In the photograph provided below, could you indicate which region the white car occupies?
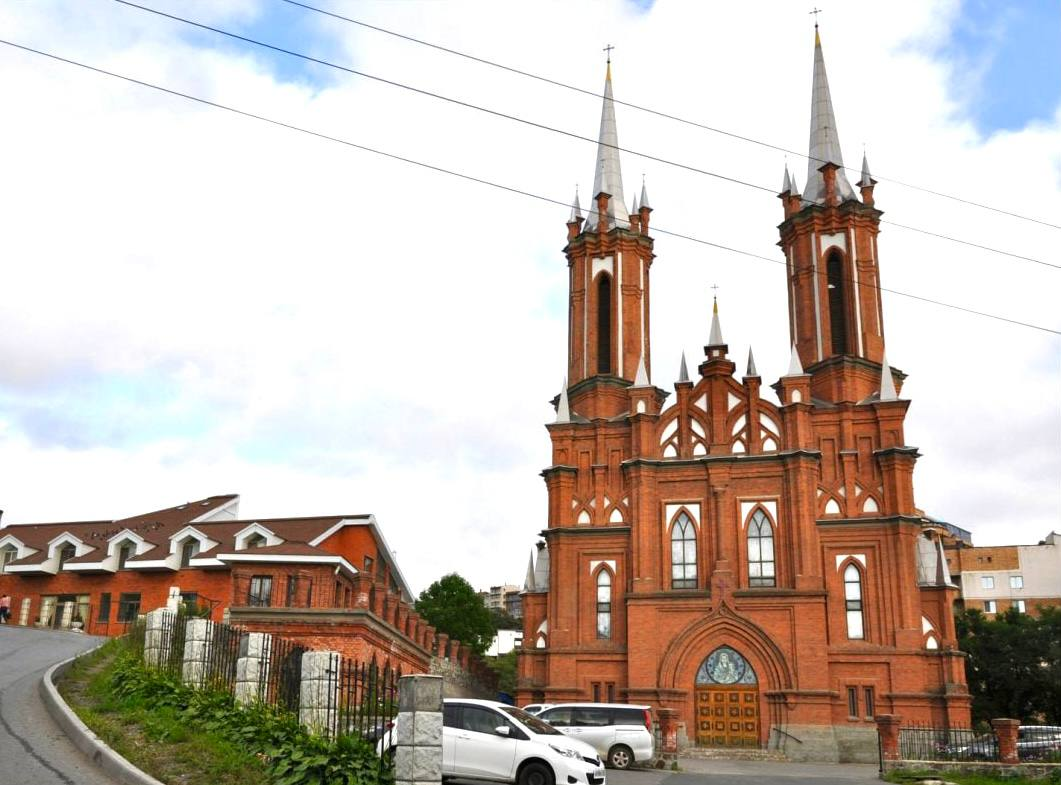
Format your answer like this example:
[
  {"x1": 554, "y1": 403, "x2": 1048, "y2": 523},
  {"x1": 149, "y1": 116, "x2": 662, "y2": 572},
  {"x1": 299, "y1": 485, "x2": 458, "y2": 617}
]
[
  {"x1": 382, "y1": 699, "x2": 605, "y2": 785},
  {"x1": 521, "y1": 704, "x2": 555, "y2": 716},
  {"x1": 536, "y1": 704, "x2": 654, "y2": 769}
]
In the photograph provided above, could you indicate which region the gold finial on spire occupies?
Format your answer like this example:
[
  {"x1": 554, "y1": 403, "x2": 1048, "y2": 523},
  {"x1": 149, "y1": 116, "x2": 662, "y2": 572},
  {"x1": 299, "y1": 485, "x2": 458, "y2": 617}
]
[
  {"x1": 711, "y1": 283, "x2": 720, "y2": 314},
  {"x1": 810, "y1": 7, "x2": 822, "y2": 44},
  {"x1": 603, "y1": 43, "x2": 614, "y2": 80}
]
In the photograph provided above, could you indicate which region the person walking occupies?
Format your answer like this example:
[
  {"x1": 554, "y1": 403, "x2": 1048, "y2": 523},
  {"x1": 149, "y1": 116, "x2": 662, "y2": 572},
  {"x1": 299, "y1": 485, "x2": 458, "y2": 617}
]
[{"x1": 0, "y1": 594, "x2": 11, "y2": 624}]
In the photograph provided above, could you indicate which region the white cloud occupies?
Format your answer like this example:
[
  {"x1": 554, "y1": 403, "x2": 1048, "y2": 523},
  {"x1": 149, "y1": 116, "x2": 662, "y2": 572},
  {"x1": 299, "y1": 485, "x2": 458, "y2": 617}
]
[{"x1": 0, "y1": 0, "x2": 1057, "y2": 594}]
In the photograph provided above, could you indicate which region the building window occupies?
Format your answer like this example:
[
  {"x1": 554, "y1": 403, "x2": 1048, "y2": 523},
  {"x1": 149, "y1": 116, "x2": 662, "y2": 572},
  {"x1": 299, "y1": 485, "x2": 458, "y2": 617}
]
[
  {"x1": 596, "y1": 274, "x2": 612, "y2": 375},
  {"x1": 747, "y1": 510, "x2": 776, "y2": 587},
  {"x1": 364, "y1": 555, "x2": 374, "y2": 573},
  {"x1": 864, "y1": 687, "x2": 875, "y2": 719},
  {"x1": 285, "y1": 576, "x2": 297, "y2": 607},
  {"x1": 844, "y1": 563, "x2": 865, "y2": 640},
  {"x1": 607, "y1": 683, "x2": 615, "y2": 703},
  {"x1": 180, "y1": 539, "x2": 199, "y2": 568},
  {"x1": 846, "y1": 687, "x2": 858, "y2": 718},
  {"x1": 248, "y1": 576, "x2": 273, "y2": 607},
  {"x1": 117, "y1": 593, "x2": 141, "y2": 622},
  {"x1": 592, "y1": 683, "x2": 601, "y2": 702},
  {"x1": 1010, "y1": 575, "x2": 1023, "y2": 589},
  {"x1": 981, "y1": 576, "x2": 994, "y2": 589},
  {"x1": 826, "y1": 250, "x2": 848, "y2": 355},
  {"x1": 180, "y1": 592, "x2": 198, "y2": 612},
  {"x1": 245, "y1": 533, "x2": 267, "y2": 549},
  {"x1": 671, "y1": 513, "x2": 697, "y2": 589},
  {"x1": 596, "y1": 570, "x2": 612, "y2": 639},
  {"x1": 98, "y1": 592, "x2": 111, "y2": 622},
  {"x1": 1, "y1": 545, "x2": 17, "y2": 573},
  {"x1": 984, "y1": 600, "x2": 996, "y2": 613},
  {"x1": 1015, "y1": 600, "x2": 1026, "y2": 613},
  {"x1": 58, "y1": 543, "x2": 76, "y2": 568},
  {"x1": 117, "y1": 541, "x2": 134, "y2": 570}
]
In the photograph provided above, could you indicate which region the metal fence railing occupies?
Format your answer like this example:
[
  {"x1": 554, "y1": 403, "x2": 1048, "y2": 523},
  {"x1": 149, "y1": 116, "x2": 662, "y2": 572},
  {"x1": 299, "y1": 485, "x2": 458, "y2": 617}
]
[
  {"x1": 334, "y1": 656, "x2": 401, "y2": 745},
  {"x1": 900, "y1": 723, "x2": 999, "y2": 762},
  {"x1": 1016, "y1": 725, "x2": 1061, "y2": 762}
]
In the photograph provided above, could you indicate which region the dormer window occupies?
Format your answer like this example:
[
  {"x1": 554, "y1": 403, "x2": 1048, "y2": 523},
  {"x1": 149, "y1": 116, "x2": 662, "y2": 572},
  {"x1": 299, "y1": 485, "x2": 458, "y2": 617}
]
[
  {"x1": 180, "y1": 539, "x2": 200, "y2": 568},
  {"x1": 117, "y1": 541, "x2": 135, "y2": 570},
  {"x1": 245, "y1": 533, "x2": 267, "y2": 549},
  {"x1": 1, "y1": 545, "x2": 16, "y2": 573},
  {"x1": 58, "y1": 543, "x2": 76, "y2": 568}
]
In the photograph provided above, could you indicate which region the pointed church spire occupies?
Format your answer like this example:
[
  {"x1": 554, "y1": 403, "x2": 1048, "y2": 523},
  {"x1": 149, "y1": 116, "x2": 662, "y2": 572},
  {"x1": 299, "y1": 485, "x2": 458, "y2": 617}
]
[
  {"x1": 631, "y1": 191, "x2": 640, "y2": 214},
  {"x1": 790, "y1": 169, "x2": 800, "y2": 196},
  {"x1": 785, "y1": 343, "x2": 805, "y2": 376},
  {"x1": 556, "y1": 378, "x2": 571, "y2": 423},
  {"x1": 804, "y1": 27, "x2": 856, "y2": 205},
  {"x1": 633, "y1": 354, "x2": 650, "y2": 387},
  {"x1": 746, "y1": 346, "x2": 759, "y2": 377},
  {"x1": 879, "y1": 354, "x2": 898, "y2": 401},
  {"x1": 678, "y1": 351, "x2": 690, "y2": 383},
  {"x1": 782, "y1": 164, "x2": 792, "y2": 194},
  {"x1": 585, "y1": 58, "x2": 629, "y2": 231},
  {"x1": 859, "y1": 151, "x2": 874, "y2": 187},
  {"x1": 568, "y1": 187, "x2": 583, "y2": 223},
  {"x1": 639, "y1": 178, "x2": 651, "y2": 210},
  {"x1": 708, "y1": 297, "x2": 724, "y2": 346},
  {"x1": 524, "y1": 550, "x2": 537, "y2": 591}
]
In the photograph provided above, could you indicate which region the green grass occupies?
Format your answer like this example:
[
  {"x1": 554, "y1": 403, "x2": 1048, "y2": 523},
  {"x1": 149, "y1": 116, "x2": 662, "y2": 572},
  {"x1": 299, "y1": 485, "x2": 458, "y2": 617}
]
[
  {"x1": 885, "y1": 768, "x2": 1061, "y2": 785},
  {"x1": 59, "y1": 641, "x2": 270, "y2": 785}
]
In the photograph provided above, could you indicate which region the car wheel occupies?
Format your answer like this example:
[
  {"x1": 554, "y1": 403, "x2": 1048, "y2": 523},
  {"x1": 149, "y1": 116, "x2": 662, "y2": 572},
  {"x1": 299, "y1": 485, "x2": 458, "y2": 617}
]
[
  {"x1": 608, "y1": 745, "x2": 633, "y2": 770},
  {"x1": 518, "y1": 761, "x2": 555, "y2": 785}
]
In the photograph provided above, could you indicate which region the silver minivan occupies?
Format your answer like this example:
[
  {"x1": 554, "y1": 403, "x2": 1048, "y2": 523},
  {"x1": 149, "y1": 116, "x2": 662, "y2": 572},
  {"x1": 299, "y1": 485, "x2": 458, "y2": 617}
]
[{"x1": 537, "y1": 704, "x2": 654, "y2": 769}]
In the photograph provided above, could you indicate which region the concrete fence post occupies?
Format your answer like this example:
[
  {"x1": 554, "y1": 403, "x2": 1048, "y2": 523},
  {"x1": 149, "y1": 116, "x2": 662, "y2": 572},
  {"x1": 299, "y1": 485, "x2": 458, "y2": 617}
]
[
  {"x1": 875, "y1": 714, "x2": 903, "y2": 767},
  {"x1": 395, "y1": 674, "x2": 443, "y2": 785},
  {"x1": 991, "y1": 718, "x2": 1020, "y2": 765},
  {"x1": 234, "y1": 632, "x2": 274, "y2": 705},
  {"x1": 143, "y1": 609, "x2": 169, "y2": 668},
  {"x1": 18, "y1": 597, "x2": 31, "y2": 626},
  {"x1": 182, "y1": 618, "x2": 214, "y2": 687},
  {"x1": 166, "y1": 586, "x2": 182, "y2": 613},
  {"x1": 299, "y1": 650, "x2": 340, "y2": 737}
]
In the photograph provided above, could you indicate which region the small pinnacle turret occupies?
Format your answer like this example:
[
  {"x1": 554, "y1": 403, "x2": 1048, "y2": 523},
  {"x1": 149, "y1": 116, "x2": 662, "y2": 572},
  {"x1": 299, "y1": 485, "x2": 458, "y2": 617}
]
[
  {"x1": 639, "y1": 180, "x2": 651, "y2": 210},
  {"x1": 879, "y1": 354, "x2": 898, "y2": 401},
  {"x1": 708, "y1": 297, "x2": 725, "y2": 347},
  {"x1": 678, "y1": 351, "x2": 690, "y2": 383},
  {"x1": 569, "y1": 188, "x2": 583, "y2": 223},
  {"x1": 556, "y1": 378, "x2": 571, "y2": 423},
  {"x1": 746, "y1": 347, "x2": 759, "y2": 377},
  {"x1": 786, "y1": 343, "x2": 805, "y2": 376},
  {"x1": 859, "y1": 151, "x2": 874, "y2": 187},
  {"x1": 523, "y1": 550, "x2": 536, "y2": 591},
  {"x1": 782, "y1": 164, "x2": 792, "y2": 194},
  {"x1": 633, "y1": 354, "x2": 650, "y2": 387}
]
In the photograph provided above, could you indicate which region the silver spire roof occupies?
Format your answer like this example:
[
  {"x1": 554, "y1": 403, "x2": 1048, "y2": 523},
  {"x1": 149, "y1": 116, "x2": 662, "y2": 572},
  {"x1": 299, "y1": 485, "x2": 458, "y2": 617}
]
[
  {"x1": 880, "y1": 354, "x2": 898, "y2": 401},
  {"x1": 782, "y1": 164, "x2": 792, "y2": 194},
  {"x1": 804, "y1": 29, "x2": 856, "y2": 205},
  {"x1": 746, "y1": 346, "x2": 759, "y2": 377},
  {"x1": 790, "y1": 170, "x2": 800, "y2": 196},
  {"x1": 568, "y1": 188, "x2": 583, "y2": 223},
  {"x1": 633, "y1": 354, "x2": 650, "y2": 387},
  {"x1": 631, "y1": 191, "x2": 640, "y2": 214},
  {"x1": 639, "y1": 180, "x2": 651, "y2": 209},
  {"x1": 584, "y1": 62, "x2": 629, "y2": 231},
  {"x1": 708, "y1": 297, "x2": 725, "y2": 346},
  {"x1": 859, "y1": 151, "x2": 874, "y2": 187},
  {"x1": 786, "y1": 343, "x2": 805, "y2": 376},
  {"x1": 523, "y1": 550, "x2": 536, "y2": 591},
  {"x1": 556, "y1": 378, "x2": 571, "y2": 423},
  {"x1": 678, "y1": 350, "x2": 690, "y2": 383}
]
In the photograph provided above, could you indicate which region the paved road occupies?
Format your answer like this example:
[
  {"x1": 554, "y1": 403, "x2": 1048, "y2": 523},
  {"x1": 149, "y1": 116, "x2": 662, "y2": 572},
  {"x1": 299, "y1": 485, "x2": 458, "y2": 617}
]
[
  {"x1": 611, "y1": 759, "x2": 880, "y2": 785},
  {"x1": 0, "y1": 625, "x2": 120, "y2": 785}
]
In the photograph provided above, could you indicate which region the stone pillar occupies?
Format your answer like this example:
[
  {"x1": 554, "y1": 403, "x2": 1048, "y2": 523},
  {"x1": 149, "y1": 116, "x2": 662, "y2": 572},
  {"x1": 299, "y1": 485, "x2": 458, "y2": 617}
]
[
  {"x1": 144, "y1": 609, "x2": 169, "y2": 668},
  {"x1": 59, "y1": 601, "x2": 75, "y2": 630},
  {"x1": 992, "y1": 718, "x2": 1020, "y2": 765},
  {"x1": 657, "y1": 708, "x2": 679, "y2": 763},
  {"x1": 299, "y1": 650, "x2": 340, "y2": 737},
  {"x1": 875, "y1": 714, "x2": 902, "y2": 766},
  {"x1": 395, "y1": 674, "x2": 443, "y2": 785},
  {"x1": 235, "y1": 632, "x2": 273, "y2": 705},
  {"x1": 18, "y1": 597, "x2": 31, "y2": 626},
  {"x1": 182, "y1": 618, "x2": 214, "y2": 687}
]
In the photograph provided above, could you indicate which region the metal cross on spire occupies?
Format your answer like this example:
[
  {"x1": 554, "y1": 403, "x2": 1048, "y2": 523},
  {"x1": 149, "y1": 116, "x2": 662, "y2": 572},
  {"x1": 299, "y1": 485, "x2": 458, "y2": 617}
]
[
  {"x1": 809, "y1": 7, "x2": 823, "y2": 28},
  {"x1": 603, "y1": 44, "x2": 614, "y2": 63}
]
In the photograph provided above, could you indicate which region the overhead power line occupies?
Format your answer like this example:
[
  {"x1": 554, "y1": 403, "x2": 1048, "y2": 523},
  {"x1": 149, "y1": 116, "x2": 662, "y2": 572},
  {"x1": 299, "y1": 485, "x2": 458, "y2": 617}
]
[
  {"x1": 277, "y1": 0, "x2": 1061, "y2": 234},
  {"x1": 2, "y1": 38, "x2": 1058, "y2": 337},
  {"x1": 110, "y1": 0, "x2": 1061, "y2": 273}
]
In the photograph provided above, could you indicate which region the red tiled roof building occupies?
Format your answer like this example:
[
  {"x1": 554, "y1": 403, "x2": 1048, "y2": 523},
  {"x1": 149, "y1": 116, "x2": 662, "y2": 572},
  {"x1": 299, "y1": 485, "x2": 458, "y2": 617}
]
[{"x1": 517, "y1": 34, "x2": 970, "y2": 761}]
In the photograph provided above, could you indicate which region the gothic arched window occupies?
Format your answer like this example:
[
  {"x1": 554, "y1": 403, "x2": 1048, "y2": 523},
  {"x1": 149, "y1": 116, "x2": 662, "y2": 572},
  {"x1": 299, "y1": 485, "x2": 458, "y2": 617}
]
[
  {"x1": 671, "y1": 513, "x2": 697, "y2": 589},
  {"x1": 596, "y1": 569, "x2": 612, "y2": 639},
  {"x1": 747, "y1": 510, "x2": 775, "y2": 587},
  {"x1": 844, "y1": 563, "x2": 865, "y2": 639},
  {"x1": 596, "y1": 274, "x2": 612, "y2": 374},
  {"x1": 826, "y1": 250, "x2": 848, "y2": 355}
]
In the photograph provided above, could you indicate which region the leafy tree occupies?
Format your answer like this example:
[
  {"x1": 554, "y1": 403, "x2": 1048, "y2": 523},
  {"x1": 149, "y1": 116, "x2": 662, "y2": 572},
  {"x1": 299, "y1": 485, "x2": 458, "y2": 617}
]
[
  {"x1": 486, "y1": 650, "x2": 518, "y2": 695},
  {"x1": 956, "y1": 606, "x2": 1061, "y2": 724},
  {"x1": 490, "y1": 608, "x2": 523, "y2": 631},
  {"x1": 415, "y1": 573, "x2": 495, "y2": 656}
]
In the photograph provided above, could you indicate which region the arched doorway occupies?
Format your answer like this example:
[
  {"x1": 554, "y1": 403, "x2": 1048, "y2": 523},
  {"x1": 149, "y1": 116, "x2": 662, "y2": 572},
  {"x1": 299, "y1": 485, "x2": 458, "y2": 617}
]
[{"x1": 694, "y1": 646, "x2": 759, "y2": 748}]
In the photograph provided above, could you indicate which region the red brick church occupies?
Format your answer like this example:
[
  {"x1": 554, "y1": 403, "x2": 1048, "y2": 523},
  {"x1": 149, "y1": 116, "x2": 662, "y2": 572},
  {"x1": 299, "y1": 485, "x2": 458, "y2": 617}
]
[{"x1": 517, "y1": 31, "x2": 970, "y2": 762}]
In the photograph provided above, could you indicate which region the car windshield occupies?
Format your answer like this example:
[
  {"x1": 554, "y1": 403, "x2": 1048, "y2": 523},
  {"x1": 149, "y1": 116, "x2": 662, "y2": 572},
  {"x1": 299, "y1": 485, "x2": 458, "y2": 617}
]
[{"x1": 500, "y1": 706, "x2": 561, "y2": 735}]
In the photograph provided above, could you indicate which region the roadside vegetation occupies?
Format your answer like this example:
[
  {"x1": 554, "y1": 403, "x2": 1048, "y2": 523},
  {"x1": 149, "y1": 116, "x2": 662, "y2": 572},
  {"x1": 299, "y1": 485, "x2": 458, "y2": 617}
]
[
  {"x1": 59, "y1": 639, "x2": 388, "y2": 785},
  {"x1": 886, "y1": 768, "x2": 1061, "y2": 785}
]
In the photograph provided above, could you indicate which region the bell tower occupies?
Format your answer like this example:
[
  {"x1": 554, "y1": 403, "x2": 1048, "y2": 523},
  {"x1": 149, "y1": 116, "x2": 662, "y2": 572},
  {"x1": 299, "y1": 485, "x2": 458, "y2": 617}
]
[
  {"x1": 778, "y1": 28, "x2": 898, "y2": 404},
  {"x1": 563, "y1": 59, "x2": 659, "y2": 419}
]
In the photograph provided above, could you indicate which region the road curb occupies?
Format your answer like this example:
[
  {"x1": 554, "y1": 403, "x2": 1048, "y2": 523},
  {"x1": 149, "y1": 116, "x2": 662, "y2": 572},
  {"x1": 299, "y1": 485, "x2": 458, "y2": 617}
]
[{"x1": 40, "y1": 649, "x2": 167, "y2": 785}]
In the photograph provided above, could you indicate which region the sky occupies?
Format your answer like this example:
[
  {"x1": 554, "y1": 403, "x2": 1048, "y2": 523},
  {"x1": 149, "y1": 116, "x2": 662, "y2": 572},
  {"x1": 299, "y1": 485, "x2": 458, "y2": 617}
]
[{"x1": 0, "y1": 0, "x2": 1057, "y2": 595}]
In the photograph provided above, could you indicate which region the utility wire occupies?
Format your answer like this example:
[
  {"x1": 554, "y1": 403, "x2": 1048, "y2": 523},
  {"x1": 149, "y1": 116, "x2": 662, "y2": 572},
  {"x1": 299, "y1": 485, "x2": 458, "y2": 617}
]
[
  {"x1": 111, "y1": 0, "x2": 1061, "y2": 272},
  {"x1": 277, "y1": 0, "x2": 1061, "y2": 234},
  {"x1": 2, "y1": 37, "x2": 1058, "y2": 337}
]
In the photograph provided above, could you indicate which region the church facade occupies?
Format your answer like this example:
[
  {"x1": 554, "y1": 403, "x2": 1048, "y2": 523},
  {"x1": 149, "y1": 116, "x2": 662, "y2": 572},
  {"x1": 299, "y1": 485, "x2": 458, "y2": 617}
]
[{"x1": 517, "y1": 32, "x2": 971, "y2": 762}]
